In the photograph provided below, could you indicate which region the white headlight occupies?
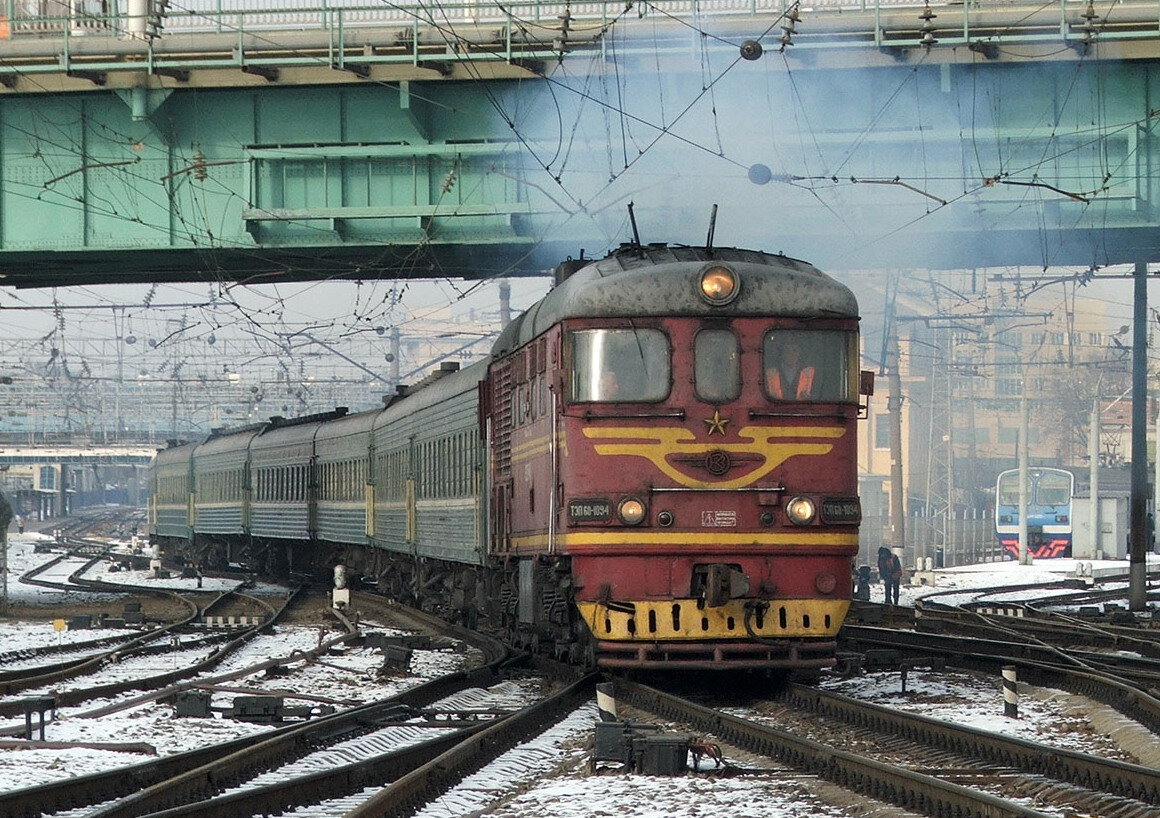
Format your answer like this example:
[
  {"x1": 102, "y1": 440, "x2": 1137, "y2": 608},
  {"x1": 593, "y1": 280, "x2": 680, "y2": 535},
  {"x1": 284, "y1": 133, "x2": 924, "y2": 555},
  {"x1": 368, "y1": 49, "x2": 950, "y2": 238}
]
[
  {"x1": 699, "y1": 265, "x2": 740, "y2": 305},
  {"x1": 618, "y1": 498, "x2": 646, "y2": 525},
  {"x1": 785, "y1": 496, "x2": 816, "y2": 525}
]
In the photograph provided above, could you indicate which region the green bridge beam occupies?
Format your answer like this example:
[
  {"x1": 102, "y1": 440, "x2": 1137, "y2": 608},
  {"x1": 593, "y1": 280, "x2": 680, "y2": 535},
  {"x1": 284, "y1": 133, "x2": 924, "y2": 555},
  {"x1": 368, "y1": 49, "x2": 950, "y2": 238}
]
[{"x1": 0, "y1": 1, "x2": 1157, "y2": 285}]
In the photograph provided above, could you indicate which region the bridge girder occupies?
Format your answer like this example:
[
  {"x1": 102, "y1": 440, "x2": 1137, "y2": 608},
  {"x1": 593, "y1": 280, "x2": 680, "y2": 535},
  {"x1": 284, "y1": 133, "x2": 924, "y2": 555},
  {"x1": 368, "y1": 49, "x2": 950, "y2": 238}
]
[{"x1": 0, "y1": 4, "x2": 1158, "y2": 285}]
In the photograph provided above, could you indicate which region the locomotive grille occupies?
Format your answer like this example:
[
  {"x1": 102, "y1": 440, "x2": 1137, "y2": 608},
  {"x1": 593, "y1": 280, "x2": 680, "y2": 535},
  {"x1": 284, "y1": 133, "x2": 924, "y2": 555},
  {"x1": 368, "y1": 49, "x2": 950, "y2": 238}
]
[{"x1": 492, "y1": 361, "x2": 513, "y2": 479}]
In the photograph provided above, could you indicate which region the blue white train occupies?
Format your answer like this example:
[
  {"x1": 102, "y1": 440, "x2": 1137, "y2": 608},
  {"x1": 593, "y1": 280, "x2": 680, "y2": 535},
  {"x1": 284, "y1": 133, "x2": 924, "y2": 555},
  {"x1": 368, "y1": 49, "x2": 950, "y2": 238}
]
[{"x1": 994, "y1": 467, "x2": 1074, "y2": 558}]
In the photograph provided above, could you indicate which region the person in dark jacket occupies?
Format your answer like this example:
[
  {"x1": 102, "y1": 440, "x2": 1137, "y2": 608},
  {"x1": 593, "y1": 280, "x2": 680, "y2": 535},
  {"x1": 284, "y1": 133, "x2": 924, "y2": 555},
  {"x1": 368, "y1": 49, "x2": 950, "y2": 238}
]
[{"x1": 878, "y1": 546, "x2": 902, "y2": 605}]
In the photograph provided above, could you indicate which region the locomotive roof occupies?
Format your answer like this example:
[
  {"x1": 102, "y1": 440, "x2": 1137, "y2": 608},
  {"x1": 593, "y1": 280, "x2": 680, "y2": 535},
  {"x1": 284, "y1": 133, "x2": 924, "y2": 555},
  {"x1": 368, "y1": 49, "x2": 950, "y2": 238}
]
[{"x1": 492, "y1": 244, "x2": 858, "y2": 357}]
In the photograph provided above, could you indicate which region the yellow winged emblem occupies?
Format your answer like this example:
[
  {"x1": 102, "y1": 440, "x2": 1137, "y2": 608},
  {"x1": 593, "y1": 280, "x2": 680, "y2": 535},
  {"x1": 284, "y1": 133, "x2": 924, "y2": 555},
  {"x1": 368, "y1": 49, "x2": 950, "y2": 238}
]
[{"x1": 582, "y1": 425, "x2": 845, "y2": 489}]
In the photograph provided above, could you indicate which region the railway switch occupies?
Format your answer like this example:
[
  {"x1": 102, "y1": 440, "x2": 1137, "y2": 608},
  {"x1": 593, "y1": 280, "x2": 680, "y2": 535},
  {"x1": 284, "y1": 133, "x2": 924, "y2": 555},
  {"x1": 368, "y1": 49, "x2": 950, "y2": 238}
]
[
  {"x1": 173, "y1": 690, "x2": 212, "y2": 718},
  {"x1": 633, "y1": 735, "x2": 690, "y2": 776},
  {"x1": 231, "y1": 695, "x2": 285, "y2": 722},
  {"x1": 593, "y1": 720, "x2": 661, "y2": 765}
]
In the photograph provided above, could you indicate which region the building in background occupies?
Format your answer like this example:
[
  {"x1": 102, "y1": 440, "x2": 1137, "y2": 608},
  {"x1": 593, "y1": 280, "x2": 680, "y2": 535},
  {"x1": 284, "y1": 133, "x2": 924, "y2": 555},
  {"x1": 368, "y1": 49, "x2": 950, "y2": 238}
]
[{"x1": 859, "y1": 269, "x2": 1132, "y2": 568}]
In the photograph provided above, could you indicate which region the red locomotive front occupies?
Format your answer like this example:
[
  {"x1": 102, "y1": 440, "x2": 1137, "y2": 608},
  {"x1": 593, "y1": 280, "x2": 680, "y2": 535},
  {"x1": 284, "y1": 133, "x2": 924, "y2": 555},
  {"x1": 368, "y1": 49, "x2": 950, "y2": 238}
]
[{"x1": 485, "y1": 245, "x2": 865, "y2": 671}]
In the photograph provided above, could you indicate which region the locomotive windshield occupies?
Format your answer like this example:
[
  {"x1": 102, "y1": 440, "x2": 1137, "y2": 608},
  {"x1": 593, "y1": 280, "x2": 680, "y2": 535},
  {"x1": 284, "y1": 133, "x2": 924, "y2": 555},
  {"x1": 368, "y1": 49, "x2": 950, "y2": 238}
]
[
  {"x1": 1036, "y1": 471, "x2": 1071, "y2": 506},
  {"x1": 763, "y1": 329, "x2": 857, "y2": 402},
  {"x1": 695, "y1": 329, "x2": 740, "y2": 402},
  {"x1": 569, "y1": 328, "x2": 670, "y2": 402},
  {"x1": 997, "y1": 472, "x2": 1023, "y2": 506}
]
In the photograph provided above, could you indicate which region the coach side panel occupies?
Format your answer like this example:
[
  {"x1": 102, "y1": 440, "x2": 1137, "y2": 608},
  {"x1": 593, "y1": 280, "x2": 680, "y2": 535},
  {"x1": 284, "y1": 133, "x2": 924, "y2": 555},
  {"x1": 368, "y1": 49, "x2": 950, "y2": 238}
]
[{"x1": 372, "y1": 379, "x2": 486, "y2": 565}]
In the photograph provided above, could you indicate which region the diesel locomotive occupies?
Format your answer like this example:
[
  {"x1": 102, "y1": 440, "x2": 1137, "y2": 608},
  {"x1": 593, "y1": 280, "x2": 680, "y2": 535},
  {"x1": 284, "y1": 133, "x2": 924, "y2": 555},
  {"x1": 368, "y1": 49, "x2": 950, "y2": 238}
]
[{"x1": 150, "y1": 242, "x2": 871, "y2": 672}]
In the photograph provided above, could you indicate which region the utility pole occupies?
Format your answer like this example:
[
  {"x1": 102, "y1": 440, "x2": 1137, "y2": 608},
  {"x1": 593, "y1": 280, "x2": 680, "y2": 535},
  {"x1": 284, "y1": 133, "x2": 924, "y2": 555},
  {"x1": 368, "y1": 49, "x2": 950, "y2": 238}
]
[
  {"x1": 1129, "y1": 262, "x2": 1148, "y2": 610},
  {"x1": 0, "y1": 490, "x2": 9, "y2": 616},
  {"x1": 922, "y1": 327, "x2": 952, "y2": 568},
  {"x1": 499, "y1": 280, "x2": 512, "y2": 328},
  {"x1": 887, "y1": 329, "x2": 906, "y2": 562},
  {"x1": 1018, "y1": 383, "x2": 1031, "y2": 565},
  {"x1": 1090, "y1": 399, "x2": 1101, "y2": 559}
]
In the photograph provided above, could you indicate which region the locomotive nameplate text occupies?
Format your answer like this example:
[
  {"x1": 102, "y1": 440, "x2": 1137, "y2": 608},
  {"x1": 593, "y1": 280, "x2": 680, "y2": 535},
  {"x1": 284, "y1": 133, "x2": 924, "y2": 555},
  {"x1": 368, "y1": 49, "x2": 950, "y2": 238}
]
[
  {"x1": 821, "y1": 497, "x2": 861, "y2": 524},
  {"x1": 569, "y1": 499, "x2": 612, "y2": 522}
]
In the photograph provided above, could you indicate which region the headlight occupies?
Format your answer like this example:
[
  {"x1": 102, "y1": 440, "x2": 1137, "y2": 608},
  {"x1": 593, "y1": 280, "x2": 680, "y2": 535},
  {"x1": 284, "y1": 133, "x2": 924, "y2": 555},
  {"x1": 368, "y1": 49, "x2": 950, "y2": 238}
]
[
  {"x1": 785, "y1": 496, "x2": 816, "y2": 525},
  {"x1": 618, "y1": 498, "x2": 646, "y2": 525},
  {"x1": 699, "y1": 265, "x2": 740, "y2": 305}
]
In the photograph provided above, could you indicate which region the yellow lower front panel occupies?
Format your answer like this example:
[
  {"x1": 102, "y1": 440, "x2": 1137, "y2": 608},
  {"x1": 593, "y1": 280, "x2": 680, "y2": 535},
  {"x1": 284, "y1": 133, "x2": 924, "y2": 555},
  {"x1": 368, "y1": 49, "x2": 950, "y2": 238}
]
[{"x1": 578, "y1": 598, "x2": 850, "y2": 641}]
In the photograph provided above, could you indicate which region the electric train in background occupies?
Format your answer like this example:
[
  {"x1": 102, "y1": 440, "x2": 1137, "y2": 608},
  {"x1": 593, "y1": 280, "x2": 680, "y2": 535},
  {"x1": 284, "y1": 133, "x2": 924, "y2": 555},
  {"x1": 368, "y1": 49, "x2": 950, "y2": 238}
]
[
  {"x1": 150, "y1": 238, "x2": 873, "y2": 673},
  {"x1": 995, "y1": 467, "x2": 1074, "y2": 558}
]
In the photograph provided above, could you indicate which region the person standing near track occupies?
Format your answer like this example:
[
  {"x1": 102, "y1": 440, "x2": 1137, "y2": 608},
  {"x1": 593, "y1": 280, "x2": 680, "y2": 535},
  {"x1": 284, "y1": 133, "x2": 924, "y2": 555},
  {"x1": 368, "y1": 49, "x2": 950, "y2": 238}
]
[{"x1": 878, "y1": 546, "x2": 901, "y2": 605}]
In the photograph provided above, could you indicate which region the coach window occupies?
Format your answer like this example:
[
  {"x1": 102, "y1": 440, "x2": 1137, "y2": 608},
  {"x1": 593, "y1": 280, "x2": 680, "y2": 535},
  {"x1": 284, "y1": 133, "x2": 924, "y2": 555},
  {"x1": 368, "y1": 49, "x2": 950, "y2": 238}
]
[
  {"x1": 763, "y1": 330, "x2": 857, "y2": 402},
  {"x1": 568, "y1": 328, "x2": 670, "y2": 402},
  {"x1": 695, "y1": 329, "x2": 740, "y2": 402}
]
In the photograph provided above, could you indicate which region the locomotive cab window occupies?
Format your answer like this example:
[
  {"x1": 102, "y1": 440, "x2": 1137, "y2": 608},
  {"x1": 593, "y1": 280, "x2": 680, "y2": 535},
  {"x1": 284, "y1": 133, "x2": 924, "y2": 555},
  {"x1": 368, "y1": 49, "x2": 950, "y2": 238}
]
[
  {"x1": 695, "y1": 329, "x2": 740, "y2": 402},
  {"x1": 1036, "y1": 471, "x2": 1071, "y2": 506},
  {"x1": 568, "y1": 328, "x2": 670, "y2": 402},
  {"x1": 997, "y1": 472, "x2": 1024, "y2": 506},
  {"x1": 763, "y1": 330, "x2": 857, "y2": 402}
]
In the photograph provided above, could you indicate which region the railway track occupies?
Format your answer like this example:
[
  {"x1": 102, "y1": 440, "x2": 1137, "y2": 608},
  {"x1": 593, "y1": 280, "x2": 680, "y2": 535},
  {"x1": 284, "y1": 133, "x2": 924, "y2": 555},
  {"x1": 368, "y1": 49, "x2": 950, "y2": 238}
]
[
  {"x1": 0, "y1": 592, "x2": 525, "y2": 818},
  {"x1": 620, "y1": 677, "x2": 1158, "y2": 818},
  {"x1": 842, "y1": 573, "x2": 1160, "y2": 731},
  {"x1": 6, "y1": 521, "x2": 1159, "y2": 818},
  {"x1": 0, "y1": 556, "x2": 291, "y2": 724},
  {"x1": 775, "y1": 682, "x2": 1159, "y2": 814},
  {"x1": 93, "y1": 671, "x2": 594, "y2": 818}
]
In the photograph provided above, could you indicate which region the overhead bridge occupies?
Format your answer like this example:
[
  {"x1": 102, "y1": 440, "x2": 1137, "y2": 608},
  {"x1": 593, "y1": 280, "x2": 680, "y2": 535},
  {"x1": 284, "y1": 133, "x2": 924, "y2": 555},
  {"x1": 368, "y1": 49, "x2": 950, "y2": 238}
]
[{"x1": 0, "y1": 0, "x2": 1158, "y2": 285}]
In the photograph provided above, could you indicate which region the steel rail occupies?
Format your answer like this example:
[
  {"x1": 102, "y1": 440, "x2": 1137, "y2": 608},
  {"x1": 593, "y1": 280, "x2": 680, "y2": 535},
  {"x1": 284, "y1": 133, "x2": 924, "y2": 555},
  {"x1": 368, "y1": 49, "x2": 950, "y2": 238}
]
[
  {"x1": 781, "y1": 683, "x2": 1160, "y2": 806},
  {"x1": 130, "y1": 722, "x2": 494, "y2": 818},
  {"x1": 0, "y1": 599, "x2": 511, "y2": 818},
  {"x1": 839, "y1": 625, "x2": 1160, "y2": 734},
  {"x1": 0, "y1": 554, "x2": 205, "y2": 698},
  {"x1": 343, "y1": 670, "x2": 596, "y2": 818},
  {"x1": 0, "y1": 580, "x2": 295, "y2": 727},
  {"x1": 615, "y1": 678, "x2": 1055, "y2": 818}
]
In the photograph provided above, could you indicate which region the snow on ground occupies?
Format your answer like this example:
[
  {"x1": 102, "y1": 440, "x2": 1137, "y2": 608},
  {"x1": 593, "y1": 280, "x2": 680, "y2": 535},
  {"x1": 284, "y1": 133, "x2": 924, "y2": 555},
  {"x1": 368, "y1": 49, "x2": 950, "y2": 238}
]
[
  {"x1": 417, "y1": 701, "x2": 853, "y2": 818},
  {"x1": 3, "y1": 537, "x2": 1159, "y2": 814},
  {"x1": 819, "y1": 670, "x2": 1136, "y2": 760},
  {"x1": 895, "y1": 554, "x2": 1160, "y2": 609},
  {"x1": 0, "y1": 534, "x2": 471, "y2": 793}
]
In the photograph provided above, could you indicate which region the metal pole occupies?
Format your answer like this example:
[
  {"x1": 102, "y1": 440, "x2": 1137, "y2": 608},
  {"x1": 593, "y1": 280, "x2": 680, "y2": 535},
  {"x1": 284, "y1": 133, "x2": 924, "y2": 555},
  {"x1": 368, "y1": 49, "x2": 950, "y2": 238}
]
[
  {"x1": 0, "y1": 491, "x2": 9, "y2": 616},
  {"x1": 1090, "y1": 400, "x2": 1101, "y2": 559},
  {"x1": 1018, "y1": 385, "x2": 1030, "y2": 565},
  {"x1": 1002, "y1": 665, "x2": 1019, "y2": 718},
  {"x1": 888, "y1": 330, "x2": 906, "y2": 562},
  {"x1": 1129, "y1": 261, "x2": 1148, "y2": 610},
  {"x1": 595, "y1": 682, "x2": 618, "y2": 722}
]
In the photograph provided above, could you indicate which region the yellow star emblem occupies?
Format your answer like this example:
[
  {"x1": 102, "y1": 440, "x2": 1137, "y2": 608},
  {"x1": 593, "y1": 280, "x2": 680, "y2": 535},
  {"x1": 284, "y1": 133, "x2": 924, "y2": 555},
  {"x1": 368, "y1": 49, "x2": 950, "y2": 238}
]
[{"x1": 704, "y1": 409, "x2": 729, "y2": 436}]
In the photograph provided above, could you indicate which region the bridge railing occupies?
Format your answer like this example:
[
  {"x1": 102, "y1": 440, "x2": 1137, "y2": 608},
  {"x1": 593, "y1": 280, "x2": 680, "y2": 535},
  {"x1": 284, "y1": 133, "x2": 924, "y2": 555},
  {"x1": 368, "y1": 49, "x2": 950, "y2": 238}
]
[{"x1": 0, "y1": 0, "x2": 1105, "y2": 40}]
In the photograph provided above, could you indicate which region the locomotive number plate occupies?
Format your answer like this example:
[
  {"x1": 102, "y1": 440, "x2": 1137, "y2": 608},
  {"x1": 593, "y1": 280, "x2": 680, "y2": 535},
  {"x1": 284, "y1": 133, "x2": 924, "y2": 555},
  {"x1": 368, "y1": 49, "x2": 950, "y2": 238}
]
[
  {"x1": 569, "y1": 499, "x2": 611, "y2": 522},
  {"x1": 821, "y1": 498, "x2": 862, "y2": 524}
]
